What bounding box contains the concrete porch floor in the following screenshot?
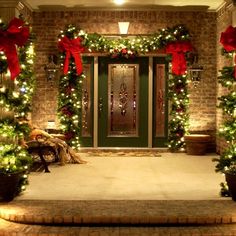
[17,152,225,201]
[2,152,236,236]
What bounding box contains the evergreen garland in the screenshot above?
[57,25,86,149]
[168,73,190,151]
[58,24,192,151]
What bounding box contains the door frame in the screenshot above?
[92,55,157,148]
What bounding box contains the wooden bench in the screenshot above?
[27,140,59,173]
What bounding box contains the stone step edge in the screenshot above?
[1,213,235,225]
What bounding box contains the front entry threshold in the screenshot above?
[79,147,169,153]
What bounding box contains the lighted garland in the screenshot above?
[213,25,236,197]
[0,16,35,195]
[58,24,192,150]
[57,26,86,149]
[168,73,190,151]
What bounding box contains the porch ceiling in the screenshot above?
[24,0,225,11]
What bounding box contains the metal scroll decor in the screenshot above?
[119,82,128,116]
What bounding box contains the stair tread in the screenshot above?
[1,218,236,236]
[1,199,236,225]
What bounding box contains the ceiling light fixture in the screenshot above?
[118,22,130,34]
[113,0,125,5]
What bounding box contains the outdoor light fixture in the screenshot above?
[118,22,130,35]
[114,0,125,5]
[188,53,203,88]
[44,55,59,82]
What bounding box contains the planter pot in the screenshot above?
[184,134,211,155]
[0,172,22,201]
[225,173,236,201]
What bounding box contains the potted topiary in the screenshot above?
[213,25,236,200]
[0,118,32,201]
[0,143,32,201]
[213,144,236,200]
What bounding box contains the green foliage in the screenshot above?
[218,66,235,89]
[168,74,190,151]
[218,91,236,116]
[214,46,236,196]
[0,17,35,195]
[0,118,30,140]
[213,144,236,173]
[84,25,190,58]
[0,144,32,174]
[58,25,85,149]
[219,118,236,142]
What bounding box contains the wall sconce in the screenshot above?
[188,53,203,88]
[44,55,59,82]
[118,22,130,35]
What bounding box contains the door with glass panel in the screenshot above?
[98,57,148,147]
[80,57,94,147]
[152,56,169,147]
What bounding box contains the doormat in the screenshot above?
[82,151,161,157]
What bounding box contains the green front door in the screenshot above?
[98,57,149,147]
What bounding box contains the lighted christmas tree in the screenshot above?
[0,16,35,196]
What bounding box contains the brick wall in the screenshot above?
[216,3,233,154]
[31,9,217,147]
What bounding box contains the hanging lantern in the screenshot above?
[44,55,60,82]
[188,53,203,88]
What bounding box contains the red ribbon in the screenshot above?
[0,17,29,80]
[166,41,193,75]
[220,26,236,79]
[58,36,84,76]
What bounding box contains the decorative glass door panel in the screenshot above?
[98,57,148,147]
[153,57,168,147]
[155,64,165,137]
[82,64,92,137]
[108,64,139,137]
[79,57,94,147]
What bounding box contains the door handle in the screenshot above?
[99,97,103,115]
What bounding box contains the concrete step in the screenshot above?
[1,218,236,236]
[1,200,236,226]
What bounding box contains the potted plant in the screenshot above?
[0,144,32,201]
[213,25,236,200]
[0,118,32,201]
[213,144,236,200]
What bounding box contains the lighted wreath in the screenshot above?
[58,24,193,150]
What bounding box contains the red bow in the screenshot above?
[220,26,236,79]
[166,41,193,75]
[58,36,84,76]
[0,17,29,80]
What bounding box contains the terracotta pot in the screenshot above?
[225,173,236,201]
[0,172,22,201]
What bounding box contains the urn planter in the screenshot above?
[225,172,236,201]
[0,172,22,201]
[184,134,211,155]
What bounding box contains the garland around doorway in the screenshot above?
[58,24,193,150]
